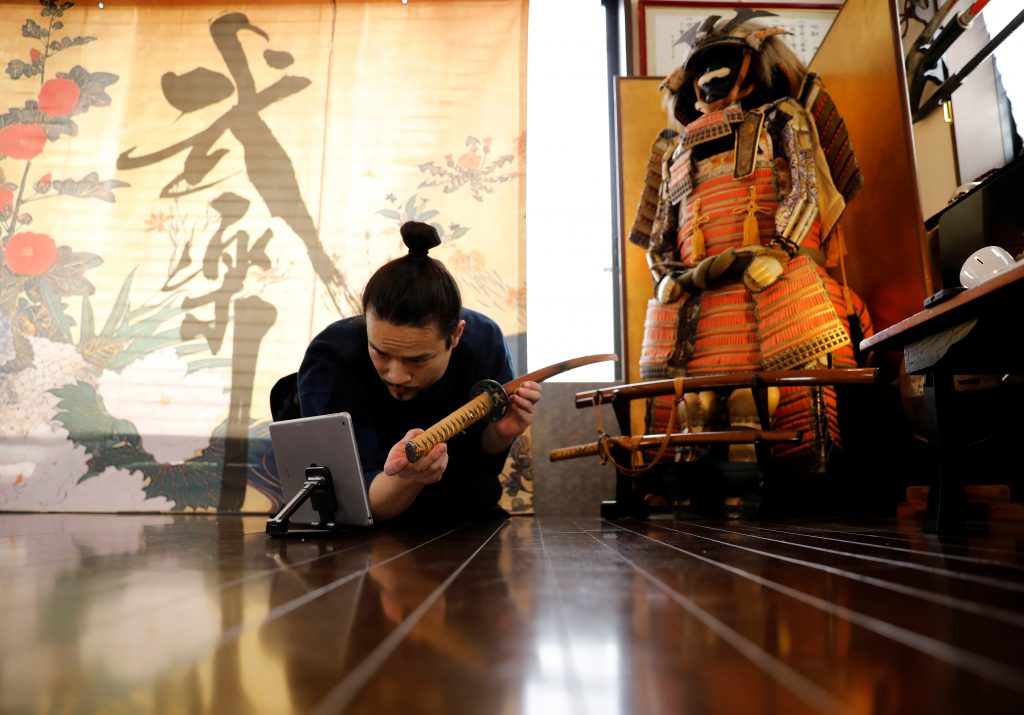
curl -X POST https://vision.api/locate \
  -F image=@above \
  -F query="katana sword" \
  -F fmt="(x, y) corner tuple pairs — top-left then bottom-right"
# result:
(549, 429), (802, 462)
(404, 353), (618, 463)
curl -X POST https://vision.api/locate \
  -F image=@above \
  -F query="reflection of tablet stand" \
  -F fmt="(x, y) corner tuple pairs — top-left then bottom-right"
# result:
(266, 464), (347, 537)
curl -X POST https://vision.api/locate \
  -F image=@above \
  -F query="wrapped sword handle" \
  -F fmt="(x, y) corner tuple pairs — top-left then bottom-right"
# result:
(404, 380), (508, 463)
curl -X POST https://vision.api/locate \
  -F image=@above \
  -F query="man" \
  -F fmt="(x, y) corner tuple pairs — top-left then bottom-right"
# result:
(297, 221), (540, 523)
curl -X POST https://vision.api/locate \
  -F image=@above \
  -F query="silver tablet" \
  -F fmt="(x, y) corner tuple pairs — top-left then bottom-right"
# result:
(269, 412), (374, 527)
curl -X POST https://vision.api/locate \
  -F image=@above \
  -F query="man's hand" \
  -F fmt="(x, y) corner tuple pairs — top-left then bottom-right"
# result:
(370, 428), (448, 521)
(383, 428), (448, 483)
(482, 381), (542, 454)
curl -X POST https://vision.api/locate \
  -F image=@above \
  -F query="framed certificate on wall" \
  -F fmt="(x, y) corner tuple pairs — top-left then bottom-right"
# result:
(638, 1), (841, 76)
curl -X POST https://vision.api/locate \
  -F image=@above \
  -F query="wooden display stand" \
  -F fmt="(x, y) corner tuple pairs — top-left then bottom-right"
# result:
(554, 369), (880, 520)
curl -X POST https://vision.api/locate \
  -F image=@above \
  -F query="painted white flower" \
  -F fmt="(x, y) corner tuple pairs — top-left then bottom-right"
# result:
(97, 346), (229, 464)
(0, 314), (15, 366)
(0, 336), (90, 439)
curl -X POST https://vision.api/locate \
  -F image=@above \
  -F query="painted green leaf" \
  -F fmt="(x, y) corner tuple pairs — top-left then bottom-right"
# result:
(183, 357), (231, 375)
(21, 19), (48, 39)
(51, 173), (130, 202)
(79, 294), (95, 343)
(100, 269), (134, 337)
(45, 248), (101, 296)
(38, 277), (72, 342)
(51, 381), (222, 509)
(4, 59), (41, 81)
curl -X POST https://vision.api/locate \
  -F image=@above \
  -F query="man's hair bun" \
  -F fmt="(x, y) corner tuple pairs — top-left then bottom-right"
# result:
(400, 221), (442, 257)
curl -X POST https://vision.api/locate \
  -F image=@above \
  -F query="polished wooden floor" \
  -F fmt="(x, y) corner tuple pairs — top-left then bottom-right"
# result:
(1, 512), (1023, 714)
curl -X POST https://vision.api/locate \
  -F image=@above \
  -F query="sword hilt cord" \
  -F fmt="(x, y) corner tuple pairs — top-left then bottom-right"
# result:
(404, 380), (507, 462)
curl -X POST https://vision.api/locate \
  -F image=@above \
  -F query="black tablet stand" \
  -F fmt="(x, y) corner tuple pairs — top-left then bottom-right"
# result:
(266, 464), (348, 538)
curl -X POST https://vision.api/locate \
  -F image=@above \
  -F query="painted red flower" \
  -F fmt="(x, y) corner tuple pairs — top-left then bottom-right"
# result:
(38, 78), (80, 117)
(457, 151), (482, 171)
(30, 48), (41, 63)
(0, 186), (13, 213)
(505, 286), (526, 308)
(0, 124), (47, 160)
(145, 211), (170, 232)
(3, 232), (58, 276)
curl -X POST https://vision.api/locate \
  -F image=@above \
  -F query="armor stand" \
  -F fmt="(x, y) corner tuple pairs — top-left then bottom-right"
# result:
(266, 464), (348, 538)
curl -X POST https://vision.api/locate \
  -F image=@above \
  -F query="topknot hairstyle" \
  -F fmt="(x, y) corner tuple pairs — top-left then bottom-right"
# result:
(401, 220), (442, 258)
(362, 221), (462, 341)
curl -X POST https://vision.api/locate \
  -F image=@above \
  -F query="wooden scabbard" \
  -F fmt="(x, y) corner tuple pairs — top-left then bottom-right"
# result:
(405, 353), (619, 463)
(549, 429), (802, 462)
(574, 368), (878, 408)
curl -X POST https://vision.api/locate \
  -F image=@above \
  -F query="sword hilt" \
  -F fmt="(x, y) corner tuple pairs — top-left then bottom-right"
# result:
(549, 442), (603, 462)
(404, 380), (509, 462)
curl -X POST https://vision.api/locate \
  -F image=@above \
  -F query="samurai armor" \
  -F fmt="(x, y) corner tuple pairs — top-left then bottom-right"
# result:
(638, 101), (873, 471)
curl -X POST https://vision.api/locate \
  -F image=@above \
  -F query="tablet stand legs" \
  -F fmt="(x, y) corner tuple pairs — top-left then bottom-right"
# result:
(266, 464), (347, 537)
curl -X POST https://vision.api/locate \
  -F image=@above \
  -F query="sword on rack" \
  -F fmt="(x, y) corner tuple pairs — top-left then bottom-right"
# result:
(549, 430), (803, 462)
(404, 353), (618, 463)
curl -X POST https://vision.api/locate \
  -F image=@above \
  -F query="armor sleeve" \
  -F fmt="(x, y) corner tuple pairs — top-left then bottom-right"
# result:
(799, 73), (863, 204)
(628, 129), (678, 249)
(771, 98), (820, 249)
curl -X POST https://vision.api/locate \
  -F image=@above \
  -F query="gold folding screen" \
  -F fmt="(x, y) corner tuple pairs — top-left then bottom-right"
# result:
(0, 0), (529, 513)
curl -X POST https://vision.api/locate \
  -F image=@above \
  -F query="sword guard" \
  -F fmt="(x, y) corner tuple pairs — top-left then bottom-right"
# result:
(471, 379), (509, 421)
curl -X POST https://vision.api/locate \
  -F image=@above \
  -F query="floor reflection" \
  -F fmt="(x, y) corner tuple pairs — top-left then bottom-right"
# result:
(3, 514), (1023, 714)
(527, 635), (621, 715)
(332, 523), (526, 714)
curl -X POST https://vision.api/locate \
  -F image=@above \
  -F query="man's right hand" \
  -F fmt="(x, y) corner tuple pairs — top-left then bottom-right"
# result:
(370, 429), (448, 522)
(383, 428), (448, 484)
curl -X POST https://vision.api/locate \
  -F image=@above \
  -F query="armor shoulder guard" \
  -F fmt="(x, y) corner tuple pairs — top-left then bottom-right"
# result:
(628, 129), (680, 249)
(799, 73), (863, 204)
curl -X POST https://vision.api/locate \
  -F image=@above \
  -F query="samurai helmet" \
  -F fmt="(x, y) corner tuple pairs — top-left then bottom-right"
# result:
(660, 9), (807, 126)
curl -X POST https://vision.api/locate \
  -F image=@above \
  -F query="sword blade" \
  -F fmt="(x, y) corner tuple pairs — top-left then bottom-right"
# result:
(502, 353), (619, 392)
(405, 353), (618, 462)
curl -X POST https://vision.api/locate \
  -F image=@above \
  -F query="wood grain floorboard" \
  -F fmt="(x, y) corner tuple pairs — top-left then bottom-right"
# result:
(2, 513), (1023, 714)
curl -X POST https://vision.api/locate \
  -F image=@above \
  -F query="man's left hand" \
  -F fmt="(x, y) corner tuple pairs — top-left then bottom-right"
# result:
(482, 381), (542, 453)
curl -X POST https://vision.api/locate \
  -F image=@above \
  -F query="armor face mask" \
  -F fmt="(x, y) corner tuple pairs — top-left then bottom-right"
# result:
(692, 45), (748, 104)
(661, 9), (801, 126)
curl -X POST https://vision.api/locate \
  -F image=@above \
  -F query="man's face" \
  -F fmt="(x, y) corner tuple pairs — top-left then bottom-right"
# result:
(366, 312), (465, 401)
